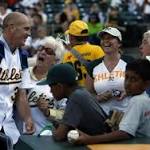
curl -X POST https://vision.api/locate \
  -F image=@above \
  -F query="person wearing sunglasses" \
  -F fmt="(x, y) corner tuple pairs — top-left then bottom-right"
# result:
(15, 36), (67, 135)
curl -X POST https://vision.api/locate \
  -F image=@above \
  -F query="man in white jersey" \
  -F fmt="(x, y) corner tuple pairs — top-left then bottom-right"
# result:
(0, 12), (35, 144)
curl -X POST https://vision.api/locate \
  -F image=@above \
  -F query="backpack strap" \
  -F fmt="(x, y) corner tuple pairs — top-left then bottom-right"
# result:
(70, 48), (89, 67)
(70, 48), (104, 78)
(0, 40), (5, 64)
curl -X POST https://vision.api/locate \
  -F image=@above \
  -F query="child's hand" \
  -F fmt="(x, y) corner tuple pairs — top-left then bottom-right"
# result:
(116, 91), (127, 101)
(37, 98), (49, 116)
(73, 130), (91, 145)
(24, 118), (35, 134)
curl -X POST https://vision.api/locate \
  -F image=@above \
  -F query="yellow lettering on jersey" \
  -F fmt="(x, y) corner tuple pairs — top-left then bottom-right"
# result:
(94, 71), (125, 82)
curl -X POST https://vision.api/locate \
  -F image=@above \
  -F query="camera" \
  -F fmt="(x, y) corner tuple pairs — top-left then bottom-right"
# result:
(112, 90), (121, 97)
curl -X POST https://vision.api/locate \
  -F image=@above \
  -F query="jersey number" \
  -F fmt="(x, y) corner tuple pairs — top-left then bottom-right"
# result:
(11, 87), (19, 101)
(68, 60), (82, 80)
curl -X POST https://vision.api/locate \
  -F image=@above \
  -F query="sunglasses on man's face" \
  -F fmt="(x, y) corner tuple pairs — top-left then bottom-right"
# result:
(39, 46), (55, 55)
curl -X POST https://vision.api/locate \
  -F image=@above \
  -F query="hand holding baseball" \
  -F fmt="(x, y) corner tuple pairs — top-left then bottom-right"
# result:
(67, 130), (79, 143)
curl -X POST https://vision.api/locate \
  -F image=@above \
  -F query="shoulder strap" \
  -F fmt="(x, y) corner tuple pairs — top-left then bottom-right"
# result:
(0, 40), (5, 63)
(70, 48), (89, 67)
(19, 48), (28, 70)
(70, 48), (104, 78)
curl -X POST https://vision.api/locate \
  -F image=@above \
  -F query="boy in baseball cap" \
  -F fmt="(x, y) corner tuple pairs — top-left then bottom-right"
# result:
(65, 20), (88, 36)
(38, 63), (110, 141)
(37, 63), (77, 86)
(74, 59), (150, 145)
(62, 20), (105, 86)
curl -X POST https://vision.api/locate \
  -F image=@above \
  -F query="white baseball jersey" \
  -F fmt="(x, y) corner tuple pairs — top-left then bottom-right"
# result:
(119, 92), (150, 137)
(93, 59), (129, 114)
(28, 67), (67, 135)
(0, 35), (33, 144)
(27, 67), (53, 135)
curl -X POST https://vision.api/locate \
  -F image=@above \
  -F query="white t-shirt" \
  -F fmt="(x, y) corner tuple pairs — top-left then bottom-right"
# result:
(93, 59), (129, 114)
(119, 92), (150, 137)
(0, 35), (33, 144)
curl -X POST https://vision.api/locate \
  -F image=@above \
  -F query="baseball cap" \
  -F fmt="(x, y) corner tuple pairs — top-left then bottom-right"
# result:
(37, 63), (77, 86)
(98, 27), (122, 41)
(65, 20), (88, 36)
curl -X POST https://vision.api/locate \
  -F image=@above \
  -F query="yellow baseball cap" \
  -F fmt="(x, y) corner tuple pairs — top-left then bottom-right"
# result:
(65, 20), (88, 36)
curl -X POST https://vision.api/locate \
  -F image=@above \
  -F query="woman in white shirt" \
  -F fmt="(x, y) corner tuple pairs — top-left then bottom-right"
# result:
(86, 27), (134, 115)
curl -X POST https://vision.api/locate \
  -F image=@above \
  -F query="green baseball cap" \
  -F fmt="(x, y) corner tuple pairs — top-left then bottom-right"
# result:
(37, 63), (77, 86)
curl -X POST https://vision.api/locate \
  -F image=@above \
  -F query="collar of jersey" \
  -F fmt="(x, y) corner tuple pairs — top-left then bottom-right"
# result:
(29, 67), (46, 81)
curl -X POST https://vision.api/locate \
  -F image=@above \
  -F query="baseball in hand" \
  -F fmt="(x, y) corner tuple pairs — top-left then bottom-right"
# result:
(67, 130), (79, 143)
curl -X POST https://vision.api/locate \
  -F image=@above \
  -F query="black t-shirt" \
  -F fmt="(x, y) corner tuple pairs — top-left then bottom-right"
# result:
(62, 86), (109, 135)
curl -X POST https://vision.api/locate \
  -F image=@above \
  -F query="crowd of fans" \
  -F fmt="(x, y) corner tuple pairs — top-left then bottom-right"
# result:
(0, 0), (150, 148)
(1, 0), (150, 49)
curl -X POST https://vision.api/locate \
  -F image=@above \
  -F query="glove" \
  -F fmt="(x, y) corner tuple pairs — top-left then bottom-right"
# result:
(105, 110), (124, 131)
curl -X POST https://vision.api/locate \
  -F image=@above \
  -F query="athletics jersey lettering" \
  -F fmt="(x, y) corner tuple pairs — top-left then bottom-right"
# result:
(28, 91), (49, 103)
(28, 90), (54, 107)
(94, 70), (125, 82)
(68, 60), (87, 81)
(0, 67), (21, 83)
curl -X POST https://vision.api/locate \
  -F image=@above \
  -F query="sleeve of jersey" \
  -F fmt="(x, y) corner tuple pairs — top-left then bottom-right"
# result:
(20, 68), (35, 89)
(119, 97), (143, 136)
(94, 46), (105, 59)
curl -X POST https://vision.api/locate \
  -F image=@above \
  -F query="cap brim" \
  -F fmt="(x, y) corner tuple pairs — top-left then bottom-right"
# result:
(97, 31), (107, 38)
(37, 79), (48, 85)
(97, 30), (121, 41)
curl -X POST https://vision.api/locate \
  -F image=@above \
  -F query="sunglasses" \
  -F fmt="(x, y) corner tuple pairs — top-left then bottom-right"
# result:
(39, 46), (55, 55)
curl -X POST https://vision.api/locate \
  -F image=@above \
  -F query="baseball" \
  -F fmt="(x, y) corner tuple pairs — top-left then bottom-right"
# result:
(67, 130), (79, 143)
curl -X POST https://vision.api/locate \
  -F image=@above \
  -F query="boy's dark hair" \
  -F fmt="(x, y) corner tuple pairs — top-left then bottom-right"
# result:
(75, 35), (88, 43)
(126, 59), (150, 81)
